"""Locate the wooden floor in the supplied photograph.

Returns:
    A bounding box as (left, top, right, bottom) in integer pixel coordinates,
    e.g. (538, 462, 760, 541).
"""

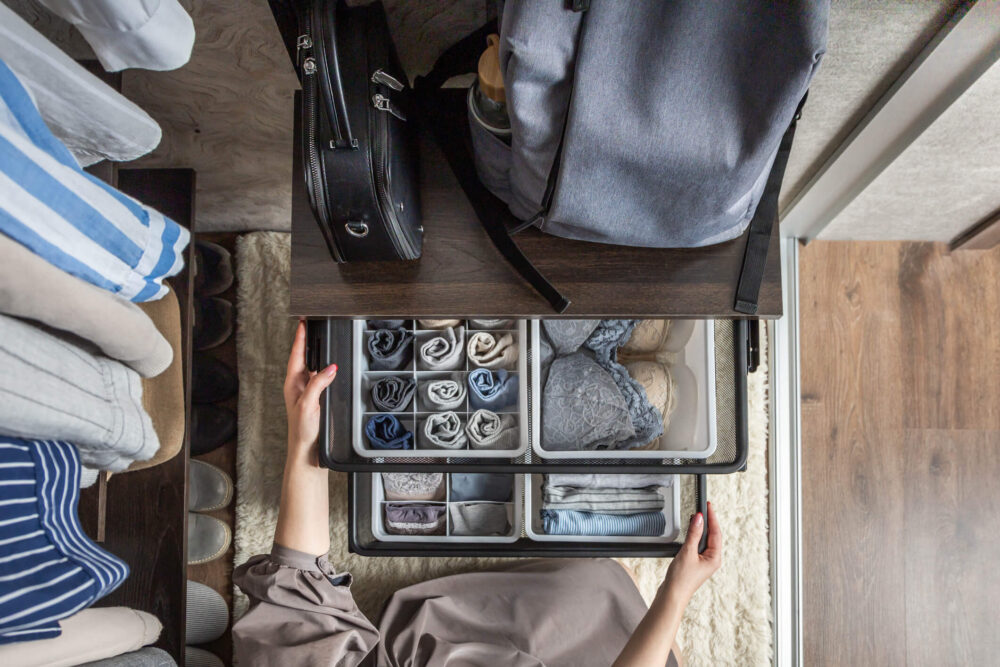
(799, 241, 1000, 665)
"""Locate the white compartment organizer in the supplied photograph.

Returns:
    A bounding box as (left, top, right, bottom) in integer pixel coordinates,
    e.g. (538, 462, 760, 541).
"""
(371, 472, 523, 543)
(531, 319, 718, 460)
(524, 474, 680, 544)
(353, 320, 530, 458)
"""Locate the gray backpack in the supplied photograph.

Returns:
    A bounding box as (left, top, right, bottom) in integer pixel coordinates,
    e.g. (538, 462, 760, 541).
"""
(417, 0, 829, 312)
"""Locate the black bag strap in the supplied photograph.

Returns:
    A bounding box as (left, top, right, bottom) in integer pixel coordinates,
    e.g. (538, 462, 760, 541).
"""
(415, 28, 571, 313)
(733, 94, 806, 315)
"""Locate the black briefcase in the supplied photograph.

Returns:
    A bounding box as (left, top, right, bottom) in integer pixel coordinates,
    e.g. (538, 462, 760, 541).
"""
(291, 0, 422, 261)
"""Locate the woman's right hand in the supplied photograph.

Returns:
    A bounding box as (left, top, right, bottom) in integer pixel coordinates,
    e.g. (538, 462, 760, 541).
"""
(283, 320, 338, 466)
(661, 501, 722, 604)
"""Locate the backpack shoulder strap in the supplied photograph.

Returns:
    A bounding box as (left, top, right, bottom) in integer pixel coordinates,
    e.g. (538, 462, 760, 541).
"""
(733, 94, 806, 315)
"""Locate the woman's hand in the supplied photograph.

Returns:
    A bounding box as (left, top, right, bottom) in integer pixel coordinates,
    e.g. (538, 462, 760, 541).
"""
(284, 320, 338, 466)
(661, 501, 722, 605)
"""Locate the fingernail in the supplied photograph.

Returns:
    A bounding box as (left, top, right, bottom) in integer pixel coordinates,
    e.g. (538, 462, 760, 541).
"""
(325, 363, 338, 375)
(694, 512, 703, 526)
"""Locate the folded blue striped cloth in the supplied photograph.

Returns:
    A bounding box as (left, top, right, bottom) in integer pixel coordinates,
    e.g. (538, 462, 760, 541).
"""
(0, 438, 128, 645)
(0, 59, 189, 302)
(541, 509, 666, 537)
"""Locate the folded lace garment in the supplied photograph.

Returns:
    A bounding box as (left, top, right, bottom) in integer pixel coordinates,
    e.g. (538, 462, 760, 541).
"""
(449, 503, 511, 536)
(418, 377, 467, 411)
(449, 473, 514, 502)
(421, 412, 468, 450)
(467, 331, 518, 370)
(468, 369, 518, 411)
(370, 375, 416, 412)
(418, 319, 462, 329)
(465, 409, 519, 450)
(545, 473, 675, 489)
(367, 319, 407, 329)
(382, 473, 445, 501)
(384, 503, 446, 535)
(366, 328, 413, 371)
(542, 320, 600, 355)
(583, 320, 663, 449)
(541, 509, 666, 537)
(542, 484, 664, 515)
(418, 326, 465, 371)
(469, 318, 514, 329)
(364, 414, 414, 450)
(542, 352, 635, 450)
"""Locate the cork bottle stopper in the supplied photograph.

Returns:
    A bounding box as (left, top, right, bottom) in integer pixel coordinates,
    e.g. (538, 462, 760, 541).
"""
(478, 34, 505, 103)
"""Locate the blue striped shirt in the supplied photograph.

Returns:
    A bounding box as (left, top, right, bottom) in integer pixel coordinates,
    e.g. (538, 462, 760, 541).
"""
(541, 509, 667, 537)
(0, 58, 188, 302)
(0, 438, 128, 644)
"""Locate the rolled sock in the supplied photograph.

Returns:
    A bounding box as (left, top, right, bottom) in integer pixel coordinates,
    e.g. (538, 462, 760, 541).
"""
(419, 326, 464, 371)
(370, 375, 416, 412)
(545, 473, 675, 489)
(468, 369, 518, 411)
(367, 319, 407, 329)
(384, 503, 445, 535)
(449, 473, 514, 502)
(421, 412, 467, 450)
(418, 319, 462, 329)
(467, 331, 518, 370)
(449, 503, 510, 536)
(382, 473, 445, 501)
(364, 414, 413, 450)
(469, 318, 514, 329)
(419, 378, 467, 411)
(541, 484, 665, 514)
(541, 509, 666, 537)
(465, 409, 519, 450)
(366, 328, 413, 371)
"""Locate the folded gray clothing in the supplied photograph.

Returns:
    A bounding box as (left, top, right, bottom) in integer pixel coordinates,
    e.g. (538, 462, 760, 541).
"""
(384, 503, 446, 535)
(367, 328, 414, 370)
(0, 234, 172, 378)
(382, 473, 445, 501)
(419, 378, 467, 411)
(418, 319, 462, 329)
(448, 503, 511, 536)
(371, 375, 416, 412)
(543, 320, 600, 355)
(542, 484, 665, 514)
(469, 319, 514, 329)
(450, 473, 514, 502)
(545, 473, 676, 490)
(465, 409, 519, 450)
(79, 648, 177, 666)
(421, 412, 468, 450)
(0, 313, 159, 471)
(367, 319, 407, 329)
(419, 326, 464, 371)
(467, 331, 519, 370)
(542, 352, 635, 451)
(585, 320, 664, 450)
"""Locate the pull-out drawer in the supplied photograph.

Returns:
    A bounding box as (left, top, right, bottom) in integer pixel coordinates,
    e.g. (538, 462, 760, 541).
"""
(309, 318, 755, 474)
(347, 473, 708, 558)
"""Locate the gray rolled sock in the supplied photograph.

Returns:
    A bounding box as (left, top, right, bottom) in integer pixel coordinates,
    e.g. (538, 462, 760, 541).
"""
(370, 375, 416, 412)
(465, 409, 519, 450)
(469, 318, 514, 329)
(467, 331, 518, 370)
(419, 378, 466, 411)
(419, 326, 464, 371)
(421, 412, 468, 450)
(366, 328, 413, 371)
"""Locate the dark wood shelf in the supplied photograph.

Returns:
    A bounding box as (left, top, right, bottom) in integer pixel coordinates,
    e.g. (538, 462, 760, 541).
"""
(290, 127, 782, 319)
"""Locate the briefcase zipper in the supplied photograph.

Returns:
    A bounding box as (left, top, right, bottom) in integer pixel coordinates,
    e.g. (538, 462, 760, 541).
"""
(372, 93, 406, 121)
(371, 89, 419, 259)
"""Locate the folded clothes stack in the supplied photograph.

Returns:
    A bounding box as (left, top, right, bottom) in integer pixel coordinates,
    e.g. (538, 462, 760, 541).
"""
(540, 474, 675, 537)
(449, 503, 510, 536)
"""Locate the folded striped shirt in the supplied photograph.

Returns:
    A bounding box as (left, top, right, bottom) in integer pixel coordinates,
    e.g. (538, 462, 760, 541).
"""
(0, 59, 189, 302)
(542, 484, 665, 515)
(0, 438, 128, 645)
(541, 510, 666, 537)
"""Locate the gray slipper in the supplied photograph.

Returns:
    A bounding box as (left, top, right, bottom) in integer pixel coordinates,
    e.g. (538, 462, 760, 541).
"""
(187, 513, 231, 565)
(186, 580, 230, 645)
(188, 460, 233, 512)
(184, 647, 224, 667)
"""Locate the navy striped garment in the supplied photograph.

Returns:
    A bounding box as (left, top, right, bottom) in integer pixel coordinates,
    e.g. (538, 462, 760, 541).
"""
(0, 58, 189, 302)
(541, 509, 666, 537)
(0, 438, 128, 644)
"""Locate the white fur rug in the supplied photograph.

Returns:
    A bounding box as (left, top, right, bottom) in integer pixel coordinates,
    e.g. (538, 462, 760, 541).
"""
(234, 232, 772, 666)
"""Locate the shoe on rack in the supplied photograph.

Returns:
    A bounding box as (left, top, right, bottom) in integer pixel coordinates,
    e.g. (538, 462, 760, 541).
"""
(192, 352, 238, 404)
(193, 297, 233, 351)
(185, 647, 225, 667)
(190, 405, 236, 456)
(189, 460, 233, 512)
(187, 514, 231, 566)
(186, 580, 230, 645)
(193, 241, 234, 297)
